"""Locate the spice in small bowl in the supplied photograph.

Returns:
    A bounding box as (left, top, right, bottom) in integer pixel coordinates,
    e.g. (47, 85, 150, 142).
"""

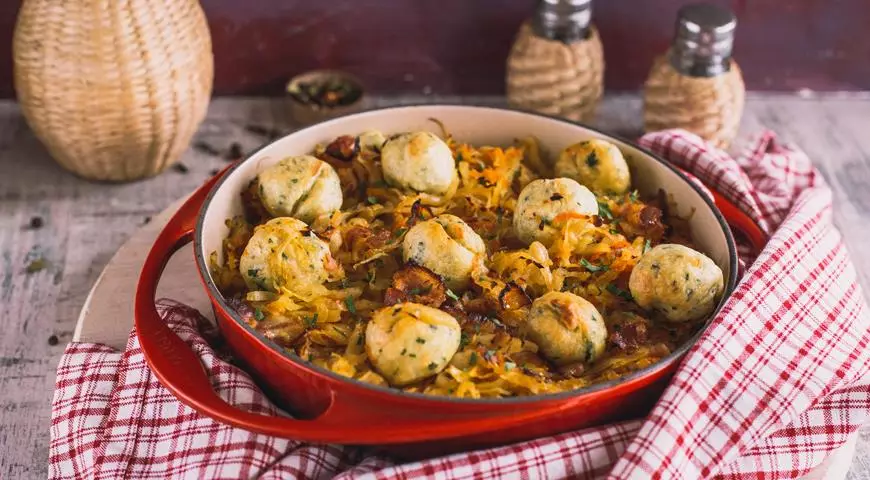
(286, 70, 364, 126)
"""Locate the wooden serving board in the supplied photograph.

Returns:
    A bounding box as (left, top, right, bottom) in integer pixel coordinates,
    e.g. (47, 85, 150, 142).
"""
(72, 192, 857, 479)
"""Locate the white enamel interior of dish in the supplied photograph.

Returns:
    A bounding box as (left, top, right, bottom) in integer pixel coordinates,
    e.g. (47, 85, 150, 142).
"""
(200, 105, 731, 285)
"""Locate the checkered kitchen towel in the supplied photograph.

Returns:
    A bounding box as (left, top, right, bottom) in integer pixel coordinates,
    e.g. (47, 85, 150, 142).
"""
(50, 130, 870, 479)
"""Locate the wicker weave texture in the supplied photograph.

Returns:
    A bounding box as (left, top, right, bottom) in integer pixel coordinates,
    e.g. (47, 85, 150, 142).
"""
(643, 54, 745, 149)
(13, 0, 214, 182)
(506, 23, 604, 123)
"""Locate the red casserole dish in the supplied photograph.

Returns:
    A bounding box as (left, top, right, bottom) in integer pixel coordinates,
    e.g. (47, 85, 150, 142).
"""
(135, 105, 761, 458)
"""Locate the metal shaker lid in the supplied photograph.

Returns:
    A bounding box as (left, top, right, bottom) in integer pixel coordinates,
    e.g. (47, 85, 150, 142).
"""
(531, 0, 593, 43)
(670, 3, 737, 76)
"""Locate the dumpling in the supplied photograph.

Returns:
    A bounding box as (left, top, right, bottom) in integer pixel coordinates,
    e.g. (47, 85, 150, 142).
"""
(381, 131, 456, 195)
(629, 244, 724, 322)
(239, 217, 342, 293)
(365, 302, 462, 386)
(402, 214, 486, 291)
(555, 139, 631, 195)
(256, 155, 343, 223)
(357, 130, 387, 152)
(523, 291, 607, 366)
(513, 178, 598, 245)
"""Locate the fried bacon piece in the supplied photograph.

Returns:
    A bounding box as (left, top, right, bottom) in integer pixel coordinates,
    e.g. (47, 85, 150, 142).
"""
(407, 199, 434, 227)
(241, 179, 270, 224)
(557, 362, 587, 378)
(439, 299, 468, 323)
(324, 135, 359, 162)
(383, 264, 447, 307)
(344, 225, 393, 253)
(608, 318, 650, 351)
(492, 282, 532, 328)
(638, 205, 666, 240)
(498, 282, 532, 310)
(620, 203, 666, 242)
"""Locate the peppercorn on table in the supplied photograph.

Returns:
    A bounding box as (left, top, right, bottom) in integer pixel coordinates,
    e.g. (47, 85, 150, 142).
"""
(1, 95, 869, 478)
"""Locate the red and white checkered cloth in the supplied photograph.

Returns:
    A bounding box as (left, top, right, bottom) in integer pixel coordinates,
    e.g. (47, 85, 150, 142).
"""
(50, 130, 870, 479)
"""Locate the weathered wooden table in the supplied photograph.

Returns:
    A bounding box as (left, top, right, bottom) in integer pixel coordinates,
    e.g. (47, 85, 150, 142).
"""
(1, 96, 869, 478)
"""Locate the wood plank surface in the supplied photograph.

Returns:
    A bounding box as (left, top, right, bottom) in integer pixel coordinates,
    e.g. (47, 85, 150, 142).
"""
(1, 95, 869, 478)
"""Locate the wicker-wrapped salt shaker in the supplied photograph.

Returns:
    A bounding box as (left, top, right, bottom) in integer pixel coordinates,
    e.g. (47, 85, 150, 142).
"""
(13, 0, 213, 182)
(506, 0, 604, 123)
(643, 4, 745, 148)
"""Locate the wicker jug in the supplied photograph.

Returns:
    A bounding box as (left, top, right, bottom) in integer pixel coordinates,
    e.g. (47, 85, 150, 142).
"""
(13, 0, 213, 181)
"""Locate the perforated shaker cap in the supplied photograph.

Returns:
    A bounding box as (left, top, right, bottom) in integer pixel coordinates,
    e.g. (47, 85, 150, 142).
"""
(531, 0, 593, 43)
(669, 3, 737, 77)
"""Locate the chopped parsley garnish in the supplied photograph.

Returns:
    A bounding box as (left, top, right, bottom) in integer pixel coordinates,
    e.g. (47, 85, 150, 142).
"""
(459, 332, 470, 349)
(344, 296, 357, 315)
(488, 316, 506, 328)
(394, 227, 407, 238)
(446, 289, 460, 302)
(643, 238, 652, 253)
(597, 201, 614, 220)
(606, 284, 633, 301)
(247, 268, 260, 278)
(407, 285, 432, 296)
(304, 313, 319, 329)
(580, 258, 608, 272)
(416, 337, 426, 344)
(428, 362, 438, 370)
(401, 348, 407, 355)
(483, 349, 497, 363)
(409, 353, 417, 358)
(366, 196, 379, 205)
(469, 352, 478, 366)
(253, 308, 265, 321)
(586, 151, 599, 167)
(629, 190, 639, 202)
(585, 341, 596, 362)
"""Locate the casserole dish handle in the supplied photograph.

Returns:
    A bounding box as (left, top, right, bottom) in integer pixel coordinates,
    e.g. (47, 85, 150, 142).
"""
(709, 189, 767, 253)
(674, 166, 768, 252)
(135, 168, 574, 444)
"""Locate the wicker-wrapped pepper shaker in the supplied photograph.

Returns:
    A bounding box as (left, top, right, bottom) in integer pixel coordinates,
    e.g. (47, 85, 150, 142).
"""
(643, 4, 745, 148)
(506, 0, 604, 123)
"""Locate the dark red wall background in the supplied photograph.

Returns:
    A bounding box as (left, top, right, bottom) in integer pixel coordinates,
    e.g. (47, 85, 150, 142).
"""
(1, 0, 867, 97)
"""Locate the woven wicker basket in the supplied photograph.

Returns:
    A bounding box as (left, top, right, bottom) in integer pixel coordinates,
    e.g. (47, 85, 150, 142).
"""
(13, 0, 214, 182)
(643, 53, 745, 149)
(506, 22, 604, 123)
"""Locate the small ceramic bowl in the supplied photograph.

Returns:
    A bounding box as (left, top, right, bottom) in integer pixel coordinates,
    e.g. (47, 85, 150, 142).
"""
(286, 70, 364, 126)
